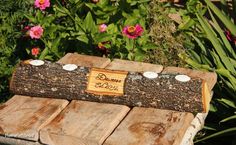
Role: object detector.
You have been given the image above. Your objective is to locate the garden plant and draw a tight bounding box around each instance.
[0,0,236,145]
[175,0,236,144]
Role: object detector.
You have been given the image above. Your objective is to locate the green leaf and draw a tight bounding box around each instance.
[217,98,236,109]
[83,12,96,33]
[220,115,236,123]
[208,8,236,58]
[215,69,236,89]
[197,13,235,73]
[188,49,202,63]
[179,17,196,30]
[179,53,213,71]
[191,34,207,55]
[107,24,118,34]
[76,35,89,44]
[200,54,213,67]
[209,103,218,112]
[125,38,133,51]
[51,37,61,58]
[210,50,225,69]
[142,43,157,51]
[44,26,57,36]
[85,3,96,10]
[203,125,217,131]
[44,55,53,61]
[134,49,145,61]
[24,14,37,23]
[127,52,134,60]
[205,0,236,35]
[194,127,236,143]
[94,33,112,43]
[39,47,49,60]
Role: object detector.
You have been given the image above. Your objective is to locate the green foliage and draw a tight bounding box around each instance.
[0,0,33,102]
[177,0,236,144]
[22,0,155,61]
[1,0,160,102]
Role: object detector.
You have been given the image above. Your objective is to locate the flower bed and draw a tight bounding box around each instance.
[0,0,236,145]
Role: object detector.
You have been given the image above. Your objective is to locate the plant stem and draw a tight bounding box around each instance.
[131,39,136,61]
[39,38,49,60]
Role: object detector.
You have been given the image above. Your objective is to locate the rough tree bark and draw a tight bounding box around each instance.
[10,61,210,113]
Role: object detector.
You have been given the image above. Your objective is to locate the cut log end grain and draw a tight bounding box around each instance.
[10,60,211,113]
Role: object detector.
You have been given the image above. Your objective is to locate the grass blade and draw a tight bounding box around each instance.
[220,114,236,123]
[205,0,236,35]
[208,7,236,58]
[196,13,236,73]
[194,127,236,143]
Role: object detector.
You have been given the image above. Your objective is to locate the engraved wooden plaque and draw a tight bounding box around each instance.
[86,68,128,96]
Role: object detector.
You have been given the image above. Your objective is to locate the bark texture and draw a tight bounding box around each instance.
[10,61,205,113]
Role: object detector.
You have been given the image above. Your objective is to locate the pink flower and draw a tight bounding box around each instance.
[31,47,40,56]
[122,24,144,39]
[34,0,50,10]
[99,24,107,33]
[29,25,44,39]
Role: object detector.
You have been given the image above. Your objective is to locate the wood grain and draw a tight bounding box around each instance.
[104,107,194,145]
[104,58,196,145]
[57,53,111,68]
[87,68,128,96]
[0,135,42,145]
[0,95,68,141]
[163,67,217,144]
[106,59,163,73]
[40,100,130,145]
[40,53,130,145]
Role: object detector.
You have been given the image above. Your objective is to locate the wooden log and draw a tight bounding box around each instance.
[163,67,217,145]
[10,60,210,113]
[163,67,217,91]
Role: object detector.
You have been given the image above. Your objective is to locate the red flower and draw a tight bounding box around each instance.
[31,47,40,56]
[122,24,144,39]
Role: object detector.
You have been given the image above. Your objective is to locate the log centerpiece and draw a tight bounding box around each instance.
[10,60,210,113]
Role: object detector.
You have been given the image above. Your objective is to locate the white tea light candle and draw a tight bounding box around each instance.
[29,60,45,66]
[62,64,78,71]
[175,75,191,82]
[143,71,158,79]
